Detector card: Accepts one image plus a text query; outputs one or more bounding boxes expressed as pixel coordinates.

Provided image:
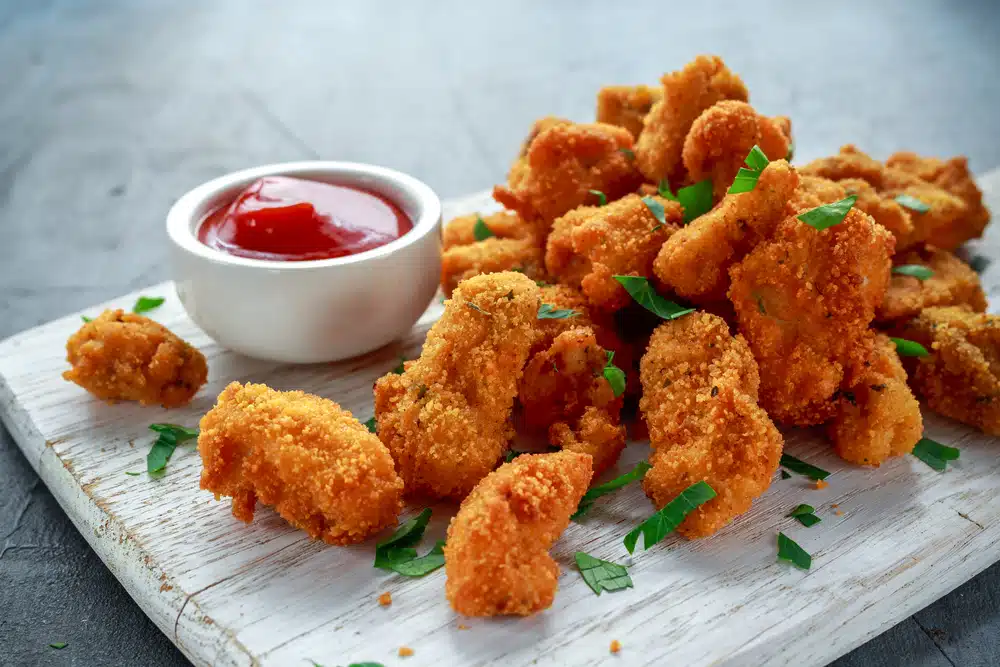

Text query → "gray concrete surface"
[1,0,999,664]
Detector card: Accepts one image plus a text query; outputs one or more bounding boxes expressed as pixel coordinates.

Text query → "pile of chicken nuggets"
[63,55,996,618]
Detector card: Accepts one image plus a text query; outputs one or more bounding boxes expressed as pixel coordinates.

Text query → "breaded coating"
[518,328,625,474]
[883,179,970,251]
[444,451,592,616]
[837,178,915,248]
[516,116,571,159]
[596,84,663,140]
[374,272,541,500]
[635,55,749,185]
[682,100,792,199]
[877,246,987,324]
[791,175,848,210]
[441,237,545,296]
[828,334,923,465]
[63,309,207,408]
[639,313,782,538]
[494,121,643,225]
[800,144,886,186]
[198,382,404,545]
[546,193,682,312]
[729,208,895,425]
[896,307,1000,435]
[654,160,797,304]
[442,210,537,250]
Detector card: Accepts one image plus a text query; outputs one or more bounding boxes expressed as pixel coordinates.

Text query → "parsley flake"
[125,471,140,477]
[619,148,635,160]
[146,424,199,474]
[613,276,694,321]
[473,215,495,241]
[465,301,492,316]
[777,532,812,569]
[912,437,960,472]
[589,189,608,206]
[728,145,770,194]
[374,508,432,570]
[657,179,678,201]
[969,255,991,273]
[890,337,929,357]
[895,194,930,213]
[133,296,165,315]
[81,315,92,323]
[537,303,580,320]
[641,195,667,231]
[602,350,626,398]
[677,179,713,223]
[49,642,68,650]
[575,552,633,595]
[786,139,795,162]
[788,504,821,527]
[624,481,716,553]
[573,461,651,520]
[779,454,830,481]
[892,264,934,280]
[797,195,857,230]
[364,417,377,434]
[780,470,792,480]
[391,357,406,374]
[390,540,446,577]
[504,450,527,463]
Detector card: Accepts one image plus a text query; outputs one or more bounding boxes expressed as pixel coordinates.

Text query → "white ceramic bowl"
[167,161,442,363]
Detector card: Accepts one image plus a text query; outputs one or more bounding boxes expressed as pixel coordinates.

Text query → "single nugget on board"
[198,382,404,545]
[444,451,592,616]
[596,84,663,140]
[63,309,207,408]
[639,312,782,538]
[374,272,541,499]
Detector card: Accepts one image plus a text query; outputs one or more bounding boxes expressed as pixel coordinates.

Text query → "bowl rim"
[166,161,442,270]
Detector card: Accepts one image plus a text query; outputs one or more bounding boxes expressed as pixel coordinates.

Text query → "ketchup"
[197,176,413,261]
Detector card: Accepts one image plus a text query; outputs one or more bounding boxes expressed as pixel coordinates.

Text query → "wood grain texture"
[1,177,999,667]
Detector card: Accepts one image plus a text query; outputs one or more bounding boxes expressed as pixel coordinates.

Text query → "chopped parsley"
[374,508,439,575]
[969,255,991,273]
[797,195,857,230]
[779,454,830,481]
[613,276,694,321]
[624,481,716,553]
[787,504,821,527]
[892,264,934,280]
[125,471,141,477]
[912,437,960,471]
[146,424,199,474]
[602,350,626,398]
[641,195,667,231]
[786,139,795,162]
[780,470,792,480]
[364,417,377,434]
[537,303,580,319]
[728,145,770,194]
[895,194,930,213]
[619,148,635,160]
[465,301,492,316]
[575,552,633,595]
[392,357,406,374]
[777,532,812,570]
[473,215,494,241]
[49,642,68,650]
[589,189,608,206]
[573,461,651,520]
[890,337,929,357]
[390,540,445,577]
[504,450,526,463]
[133,296,165,315]
[658,179,714,223]
[81,315,92,323]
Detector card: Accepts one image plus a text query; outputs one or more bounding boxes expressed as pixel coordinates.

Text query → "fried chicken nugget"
[896,307,1000,435]
[682,100,792,199]
[374,272,541,499]
[63,309,207,408]
[494,121,643,226]
[729,208,895,425]
[800,144,886,185]
[596,84,663,140]
[635,55,749,185]
[828,334,923,465]
[198,382,404,544]
[654,160,798,304]
[837,178,916,248]
[444,451,592,616]
[546,193,682,312]
[519,328,625,474]
[441,237,545,296]
[877,245,987,324]
[639,313,782,538]
[442,210,537,250]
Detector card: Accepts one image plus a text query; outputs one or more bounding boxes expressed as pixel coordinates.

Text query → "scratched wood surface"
[1,174,1000,667]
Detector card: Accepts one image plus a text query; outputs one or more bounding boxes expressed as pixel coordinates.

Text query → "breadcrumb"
[610,639,622,654]
[398,646,414,657]
[378,592,392,606]
[815,480,829,490]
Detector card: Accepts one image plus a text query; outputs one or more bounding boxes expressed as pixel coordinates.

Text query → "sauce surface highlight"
[198,176,413,261]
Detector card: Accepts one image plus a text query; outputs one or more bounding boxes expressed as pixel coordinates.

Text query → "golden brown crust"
[442,211,537,250]
[443,451,592,616]
[374,272,541,500]
[441,237,546,296]
[837,178,916,248]
[596,84,663,140]
[62,309,207,408]
[197,382,404,545]
[639,312,781,538]
[877,246,987,324]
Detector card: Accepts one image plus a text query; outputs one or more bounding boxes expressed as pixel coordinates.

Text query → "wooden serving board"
[3,174,1000,667]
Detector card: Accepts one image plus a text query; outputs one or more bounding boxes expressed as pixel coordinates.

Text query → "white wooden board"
[3,174,1000,667]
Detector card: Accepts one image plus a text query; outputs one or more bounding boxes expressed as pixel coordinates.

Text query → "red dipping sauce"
[198,176,413,261]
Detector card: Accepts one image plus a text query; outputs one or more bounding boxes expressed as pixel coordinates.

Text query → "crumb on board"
[610,640,622,654]
[399,646,414,657]
[378,591,392,606]
[831,503,839,508]
[815,479,829,490]
[835,510,844,516]
[458,624,470,630]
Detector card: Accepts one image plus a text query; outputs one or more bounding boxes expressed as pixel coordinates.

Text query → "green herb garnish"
[602,350,626,398]
[892,264,934,280]
[657,179,677,201]
[890,337,929,357]
[133,296,165,315]
[788,504,821,527]
[641,195,667,231]
[613,276,694,321]
[573,461,652,520]
[779,454,830,481]
[538,303,580,320]
[364,417,377,434]
[777,532,811,570]
[780,469,792,480]
[473,215,494,241]
[797,195,857,230]
[392,357,406,374]
[619,148,635,160]
[466,301,492,316]
[624,481,716,553]
[589,189,608,206]
[125,471,140,477]
[146,424,199,474]
[81,315,92,323]
[786,139,795,162]
[374,508,432,570]
[969,256,991,273]
[49,642,68,650]
[895,194,930,213]
[728,145,769,194]
[389,540,446,577]
[912,437,960,472]
[504,450,526,463]
[575,552,633,595]
[657,179,713,223]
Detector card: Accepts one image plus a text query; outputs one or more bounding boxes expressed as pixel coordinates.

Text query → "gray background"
[2,0,999,665]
